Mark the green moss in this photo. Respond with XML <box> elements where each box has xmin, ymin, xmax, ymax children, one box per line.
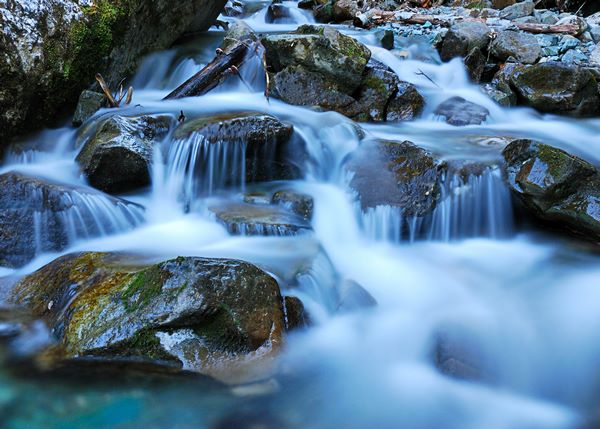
<box><xmin>121</xmin><ymin>265</ymin><xmax>166</xmax><ymax>311</ymax></box>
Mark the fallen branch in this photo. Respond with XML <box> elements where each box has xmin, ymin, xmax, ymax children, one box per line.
<box><xmin>513</xmin><ymin>22</ymin><xmax>580</xmax><ymax>34</ymax></box>
<box><xmin>95</xmin><ymin>74</ymin><xmax>134</xmax><ymax>108</ymax></box>
<box><xmin>163</xmin><ymin>42</ymin><xmax>252</xmax><ymax>100</ymax></box>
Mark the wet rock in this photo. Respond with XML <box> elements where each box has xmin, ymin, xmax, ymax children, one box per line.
<box><xmin>72</xmin><ymin>91</ymin><xmax>105</xmax><ymax>127</ymax></box>
<box><xmin>346</xmin><ymin>140</ymin><xmax>442</xmax><ymax>217</ymax></box>
<box><xmin>272</xmin><ymin>190</ymin><xmax>314</xmax><ymax>220</ymax></box>
<box><xmin>435</xmin><ymin>97</ymin><xmax>490</xmax><ymax>126</ymax></box>
<box><xmin>500</xmin><ymin>0</ymin><xmax>535</xmax><ymax>20</ymax></box>
<box><xmin>439</xmin><ymin>22</ymin><xmax>492</xmax><ymax>62</ymax></box>
<box><xmin>224</xmin><ymin>0</ymin><xmax>245</xmax><ymax>16</ymax></box>
<box><xmin>503</xmin><ymin>139</ymin><xmax>600</xmax><ymax>240</ymax></box>
<box><xmin>434</xmin><ymin>330</ymin><xmax>486</xmax><ymax>381</ymax></box>
<box><xmin>284</xmin><ymin>296</ymin><xmax>310</xmax><ymax>330</ymax></box>
<box><xmin>386</xmin><ymin>82</ymin><xmax>426</xmax><ymax>122</ymax></box>
<box><xmin>265</xmin><ymin>2</ymin><xmax>290</xmax><ymax>23</ymax></box>
<box><xmin>0</xmin><ymin>172</ymin><xmax>143</xmax><ymax>268</ymax></box>
<box><xmin>336</xmin><ymin>280</ymin><xmax>377</xmax><ymax>313</ymax></box>
<box><xmin>490</xmin><ymin>30</ymin><xmax>541</xmax><ymax>64</ymax></box>
<box><xmin>508</xmin><ymin>62</ymin><xmax>600</xmax><ymax>116</ymax></box>
<box><xmin>209</xmin><ymin>202</ymin><xmax>312</xmax><ymax>236</ymax></box>
<box><xmin>332</xmin><ymin>0</ymin><xmax>359</xmax><ymax>22</ymax></box>
<box><xmin>173</xmin><ymin>113</ymin><xmax>303</xmax><ymax>183</ymax></box>
<box><xmin>0</xmin><ymin>0</ymin><xmax>226</xmax><ymax>148</ymax></box>
<box><xmin>482</xmin><ymin>83</ymin><xmax>515</xmax><ymax>107</ymax></box>
<box><xmin>76</xmin><ymin>115</ymin><xmax>173</xmax><ymax>193</ymax></box>
<box><xmin>262</xmin><ymin>25</ymin><xmax>371</xmax><ymax>93</ymax></box>
<box><xmin>464</xmin><ymin>47</ymin><xmax>486</xmax><ymax>82</ymax></box>
<box><xmin>10</xmin><ymin>252</ymin><xmax>285</xmax><ymax>384</ymax></box>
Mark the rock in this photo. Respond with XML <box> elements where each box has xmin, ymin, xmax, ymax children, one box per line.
<box><xmin>346</xmin><ymin>140</ymin><xmax>442</xmax><ymax>217</ymax></box>
<box><xmin>332</xmin><ymin>0</ymin><xmax>359</xmax><ymax>22</ymax></box>
<box><xmin>0</xmin><ymin>0</ymin><xmax>226</xmax><ymax>148</ymax></box>
<box><xmin>502</xmin><ymin>139</ymin><xmax>600</xmax><ymax>240</ymax></box>
<box><xmin>434</xmin><ymin>330</ymin><xmax>486</xmax><ymax>381</ymax></box>
<box><xmin>272</xmin><ymin>190</ymin><xmax>314</xmax><ymax>220</ymax></box>
<box><xmin>262</xmin><ymin>25</ymin><xmax>371</xmax><ymax>93</ymax></box>
<box><xmin>490</xmin><ymin>30</ymin><xmax>541</xmax><ymax>64</ymax></box>
<box><xmin>435</xmin><ymin>97</ymin><xmax>490</xmax><ymax>126</ymax></box>
<box><xmin>491</xmin><ymin>0</ymin><xmax>515</xmax><ymax>8</ymax></box>
<box><xmin>76</xmin><ymin>115</ymin><xmax>173</xmax><ymax>193</ymax></box>
<box><xmin>464</xmin><ymin>47</ymin><xmax>486</xmax><ymax>82</ymax></box>
<box><xmin>284</xmin><ymin>296</ymin><xmax>310</xmax><ymax>330</ymax></box>
<box><xmin>482</xmin><ymin>83</ymin><xmax>515</xmax><ymax>107</ymax></box>
<box><xmin>0</xmin><ymin>172</ymin><xmax>143</xmax><ymax>268</ymax></box>
<box><xmin>72</xmin><ymin>91</ymin><xmax>105</xmax><ymax>127</ymax></box>
<box><xmin>439</xmin><ymin>22</ymin><xmax>492</xmax><ymax>62</ymax></box>
<box><xmin>535</xmin><ymin>10</ymin><xmax>558</xmax><ymax>25</ymax></box>
<box><xmin>220</xmin><ymin>21</ymin><xmax>258</xmax><ymax>53</ymax></box>
<box><xmin>10</xmin><ymin>252</ymin><xmax>285</xmax><ymax>384</ymax></box>
<box><xmin>386</xmin><ymin>82</ymin><xmax>426</xmax><ymax>122</ymax></box>
<box><xmin>209</xmin><ymin>202</ymin><xmax>312</xmax><ymax>236</ymax></box>
<box><xmin>265</xmin><ymin>3</ymin><xmax>290</xmax><ymax>23</ymax></box>
<box><xmin>590</xmin><ymin>44</ymin><xmax>600</xmax><ymax>65</ymax></box>
<box><xmin>500</xmin><ymin>0</ymin><xmax>534</xmax><ymax>20</ymax></box>
<box><xmin>508</xmin><ymin>62</ymin><xmax>600</xmax><ymax>116</ymax></box>
<box><xmin>378</xmin><ymin>29</ymin><xmax>395</xmax><ymax>50</ymax></box>
<box><xmin>561</xmin><ymin>49</ymin><xmax>589</xmax><ymax>64</ymax></box>
<box><xmin>172</xmin><ymin>113</ymin><xmax>303</xmax><ymax>184</ymax></box>
<box><xmin>336</xmin><ymin>280</ymin><xmax>377</xmax><ymax>312</ymax></box>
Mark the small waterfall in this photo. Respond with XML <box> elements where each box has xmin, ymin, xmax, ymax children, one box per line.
<box><xmin>359</xmin><ymin>167</ymin><xmax>513</xmax><ymax>243</ymax></box>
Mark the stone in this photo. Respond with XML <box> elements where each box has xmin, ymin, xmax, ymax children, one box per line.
<box><xmin>508</xmin><ymin>62</ymin><xmax>600</xmax><ymax>116</ymax></box>
<box><xmin>265</xmin><ymin>3</ymin><xmax>290</xmax><ymax>23</ymax></box>
<box><xmin>434</xmin><ymin>97</ymin><xmax>490</xmax><ymax>126</ymax></box>
<box><xmin>439</xmin><ymin>22</ymin><xmax>492</xmax><ymax>62</ymax></box>
<box><xmin>10</xmin><ymin>252</ymin><xmax>285</xmax><ymax>384</ymax></box>
<box><xmin>503</xmin><ymin>139</ymin><xmax>600</xmax><ymax>240</ymax></box>
<box><xmin>76</xmin><ymin>115</ymin><xmax>173</xmax><ymax>193</ymax></box>
<box><xmin>72</xmin><ymin>90</ymin><xmax>105</xmax><ymax>127</ymax></box>
<box><xmin>386</xmin><ymin>82</ymin><xmax>426</xmax><ymax>122</ymax></box>
<box><xmin>482</xmin><ymin>83</ymin><xmax>515</xmax><ymax>107</ymax></box>
<box><xmin>464</xmin><ymin>47</ymin><xmax>486</xmax><ymax>82</ymax></box>
<box><xmin>490</xmin><ymin>30</ymin><xmax>541</xmax><ymax>64</ymax></box>
<box><xmin>209</xmin><ymin>202</ymin><xmax>312</xmax><ymax>236</ymax></box>
<box><xmin>499</xmin><ymin>0</ymin><xmax>534</xmax><ymax>20</ymax></box>
<box><xmin>272</xmin><ymin>190</ymin><xmax>314</xmax><ymax>220</ymax></box>
<box><xmin>284</xmin><ymin>296</ymin><xmax>310</xmax><ymax>330</ymax></box>
<box><xmin>336</xmin><ymin>280</ymin><xmax>377</xmax><ymax>312</ymax></box>
<box><xmin>0</xmin><ymin>172</ymin><xmax>143</xmax><ymax>268</ymax></box>
<box><xmin>0</xmin><ymin>0</ymin><xmax>226</xmax><ymax>148</ymax></box>
<box><xmin>346</xmin><ymin>140</ymin><xmax>442</xmax><ymax>217</ymax></box>
<box><xmin>590</xmin><ymin>44</ymin><xmax>600</xmax><ymax>65</ymax></box>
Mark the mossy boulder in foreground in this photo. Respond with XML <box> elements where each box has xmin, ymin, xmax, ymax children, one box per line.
<box><xmin>10</xmin><ymin>252</ymin><xmax>286</xmax><ymax>384</ymax></box>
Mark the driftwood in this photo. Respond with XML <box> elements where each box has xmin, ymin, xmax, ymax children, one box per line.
<box><xmin>95</xmin><ymin>73</ymin><xmax>134</xmax><ymax>108</ymax></box>
<box><xmin>163</xmin><ymin>42</ymin><xmax>251</xmax><ymax>100</ymax></box>
<box><xmin>354</xmin><ymin>10</ymin><xmax>580</xmax><ymax>35</ymax></box>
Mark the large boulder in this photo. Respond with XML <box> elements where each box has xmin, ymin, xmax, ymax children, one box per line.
<box><xmin>172</xmin><ymin>112</ymin><xmax>304</xmax><ymax>187</ymax></box>
<box><xmin>0</xmin><ymin>0</ymin><xmax>226</xmax><ymax>147</ymax></box>
<box><xmin>76</xmin><ymin>114</ymin><xmax>174</xmax><ymax>193</ymax></box>
<box><xmin>490</xmin><ymin>30</ymin><xmax>541</xmax><ymax>64</ymax></box>
<box><xmin>439</xmin><ymin>22</ymin><xmax>492</xmax><ymax>62</ymax></box>
<box><xmin>0</xmin><ymin>172</ymin><xmax>143</xmax><ymax>268</ymax></box>
<box><xmin>508</xmin><ymin>62</ymin><xmax>600</xmax><ymax>116</ymax></box>
<box><xmin>346</xmin><ymin>140</ymin><xmax>442</xmax><ymax>217</ymax></box>
<box><xmin>503</xmin><ymin>139</ymin><xmax>600</xmax><ymax>240</ymax></box>
<box><xmin>10</xmin><ymin>252</ymin><xmax>285</xmax><ymax>383</ymax></box>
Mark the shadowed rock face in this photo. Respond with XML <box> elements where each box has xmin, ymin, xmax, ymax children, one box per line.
<box><xmin>0</xmin><ymin>172</ymin><xmax>143</xmax><ymax>268</ymax></box>
<box><xmin>0</xmin><ymin>0</ymin><xmax>226</xmax><ymax>147</ymax></box>
<box><xmin>10</xmin><ymin>252</ymin><xmax>285</xmax><ymax>384</ymax></box>
<box><xmin>503</xmin><ymin>139</ymin><xmax>600</xmax><ymax>240</ymax></box>
<box><xmin>346</xmin><ymin>140</ymin><xmax>442</xmax><ymax>217</ymax></box>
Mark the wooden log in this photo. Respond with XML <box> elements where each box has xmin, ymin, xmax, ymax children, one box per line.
<box><xmin>513</xmin><ymin>22</ymin><xmax>580</xmax><ymax>35</ymax></box>
<box><xmin>163</xmin><ymin>42</ymin><xmax>251</xmax><ymax>100</ymax></box>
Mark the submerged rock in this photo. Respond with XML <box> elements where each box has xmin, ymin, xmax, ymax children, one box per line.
<box><xmin>76</xmin><ymin>115</ymin><xmax>173</xmax><ymax>193</ymax></box>
<box><xmin>10</xmin><ymin>252</ymin><xmax>285</xmax><ymax>384</ymax></box>
<box><xmin>503</xmin><ymin>139</ymin><xmax>600</xmax><ymax>240</ymax></box>
<box><xmin>336</xmin><ymin>280</ymin><xmax>377</xmax><ymax>313</ymax></box>
<box><xmin>0</xmin><ymin>172</ymin><xmax>143</xmax><ymax>268</ymax></box>
<box><xmin>508</xmin><ymin>62</ymin><xmax>600</xmax><ymax>116</ymax></box>
<box><xmin>435</xmin><ymin>97</ymin><xmax>490</xmax><ymax>126</ymax></box>
<box><xmin>173</xmin><ymin>112</ymin><xmax>303</xmax><ymax>184</ymax></box>
<box><xmin>209</xmin><ymin>202</ymin><xmax>312</xmax><ymax>236</ymax></box>
<box><xmin>272</xmin><ymin>190</ymin><xmax>314</xmax><ymax>220</ymax></box>
<box><xmin>346</xmin><ymin>140</ymin><xmax>442</xmax><ymax>217</ymax></box>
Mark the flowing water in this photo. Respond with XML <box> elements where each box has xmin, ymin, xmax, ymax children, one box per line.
<box><xmin>3</xmin><ymin>2</ymin><xmax>600</xmax><ymax>428</ymax></box>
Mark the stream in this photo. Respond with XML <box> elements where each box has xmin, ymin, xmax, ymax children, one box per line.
<box><xmin>2</xmin><ymin>1</ymin><xmax>600</xmax><ymax>428</ymax></box>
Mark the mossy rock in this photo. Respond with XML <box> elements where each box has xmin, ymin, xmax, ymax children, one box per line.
<box><xmin>10</xmin><ymin>252</ymin><xmax>285</xmax><ymax>383</ymax></box>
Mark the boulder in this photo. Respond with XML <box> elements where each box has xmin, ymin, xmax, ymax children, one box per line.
<box><xmin>0</xmin><ymin>0</ymin><xmax>226</xmax><ymax>147</ymax></box>
<box><xmin>172</xmin><ymin>113</ymin><xmax>303</xmax><ymax>184</ymax></box>
<box><xmin>439</xmin><ymin>22</ymin><xmax>492</xmax><ymax>62</ymax></box>
<box><xmin>72</xmin><ymin>90</ymin><xmax>105</xmax><ymax>127</ymax></box>
<box><xmin>508</xmin><ymin>62</ymin><xmax>600</xmax><ymax>116</ymax></box>
<box><xmin>283</xmin><ymin>296</ymin><xmax>310</xmax><ymax>330</ymax></box>
<box><xmin>0</xmin><ymin>172</ymin><xmax>143</xmax><ymax>268</ymax></box>
<box><xmin>434</xmin><ymin>97</ymin><xmax>490</xmax><ymax>126</ymax></box>
<box><xmin>490</xmin><ymin>30</ymin><xmax>541</xmax><ymax>64</ymax></box>
<box><xmin>76</xmin><ymin>115</ymin><xmax>173</xmax><ymax>193</ymax></box>
<box><xmin>346</xmin><ymin>140</ymin><xmax>442</xmax><ymax>217</ymax></box>
<box><xmin>503</xmin><ymin>139</ymin><xmax>600</xmax><ymax>240</ymax></box>
<box><xmin>10</xmin><ymin>252</ymin><xmax>285</xmax><ymax>384</ymax></box>
<box><xmin>262</xmin><ymin>25</ymin><xmax>371</xmax><ymax>93</ymax></box>
<box><xmin>271</xmin><ymin>190</ymin><xmax>314</xmax><ymax>220</ymax></box>
<box><xmin>209</xmin><ymin>202</ymin><xmax>312</xmax><ymax>236</ymax></box>
<box><xmin>499</xmin><ymin>0</ymin><xmax>535</xmax><ymax>20</ymax></box>
<box><xmin>464</xmin><ymin>47</ymin><xmax>486</xmax><ymax>82</ymax></box>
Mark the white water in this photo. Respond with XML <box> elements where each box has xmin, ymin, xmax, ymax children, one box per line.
<box><xmin>3</xmin><ymin>4</ymin><xmax>600</xmax><ymax>429</ymax></box>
